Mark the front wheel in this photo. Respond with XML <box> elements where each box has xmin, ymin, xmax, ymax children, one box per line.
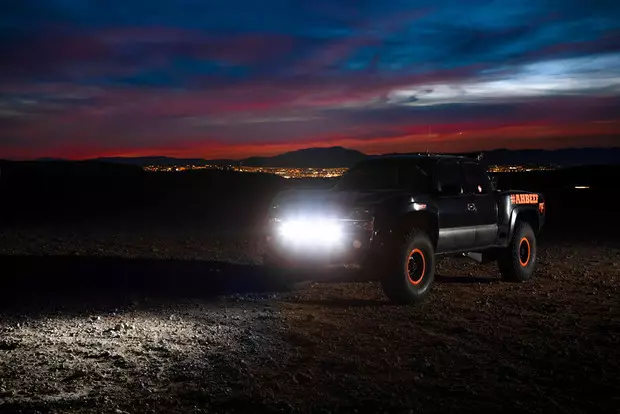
<box><xmin>380</xmin><ymin>230</ymin><xmax>435</xmax><ymax>304</ymax></box>
<box><xmin>497</xmin><ymin>220</ymin><xmax>537</xmax><ymax>282</ymax></box>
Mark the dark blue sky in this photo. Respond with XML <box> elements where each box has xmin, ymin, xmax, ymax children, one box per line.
<box><xmin>1</xmin><ymin>0</ymin><xmax>619</xmax><ymax>159</ymax></box>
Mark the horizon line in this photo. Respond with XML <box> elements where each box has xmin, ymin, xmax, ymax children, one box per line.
<box><xmin>3</xmin><ymin>144</ymin><xmax>620</xmax><ymax>163</ymax></box>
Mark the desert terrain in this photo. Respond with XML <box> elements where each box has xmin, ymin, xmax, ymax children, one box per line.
<box><xmin>0</xmin><ymin>164</ymin><xmax>618</xmax><ymax>413</ymax></box>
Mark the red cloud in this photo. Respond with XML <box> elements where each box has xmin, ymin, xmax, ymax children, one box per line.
<box><xmin>1</xmin><ymin>74</ymin><xmax>618</xmax><ymax>161</ymax></box>
<box><xmin>4</xmin><ymin>110</ymin><xmax>618</xmax><ymax>161</ymax></box>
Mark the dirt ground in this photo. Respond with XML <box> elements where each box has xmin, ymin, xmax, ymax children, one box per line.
<box><xmin>0</xmin><ymin>224</ymin><xmax>618</xmax><ymax>413</ymax></box>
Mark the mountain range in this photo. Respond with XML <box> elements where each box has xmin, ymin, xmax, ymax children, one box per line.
<box><xmin>32</xmin><ymin>146</ymin><xmax>620</xmax><ymax>168</ymax></box>
<box><xmin>91</xmin><ymin>147</ymin><xmax>366</xmax><ymax>168</ymax></box>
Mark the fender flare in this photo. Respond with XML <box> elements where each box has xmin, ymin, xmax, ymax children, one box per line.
<box><xmin>377</xmin><ymin>209</ymin><xmax>440</xmax><ymax>249</ymax></box>
<box><xmin>508</xmin><ymin>205</ymin><xmax>541</xmax><ymax>240</ymax></box>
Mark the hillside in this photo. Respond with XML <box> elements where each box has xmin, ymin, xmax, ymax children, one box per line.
<box><xmin>240</xmin><ymin>146</ymin><xmax>367</xmax><ymax>168</ymax></box>
<box><xmin>92</xmin><ymin>156</ymin><xmax>224</xmax><ymax>167</ymax></box>
<box><xmin>13</xmin><ymin>146</ymin><xmax>620</xmax><ymax>169</ymax></box>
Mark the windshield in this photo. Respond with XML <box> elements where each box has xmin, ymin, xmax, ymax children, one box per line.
<box><xmin>335</xmin><ymin>158</ymin><xmax>431</xmax><ymax>191</ymax></box>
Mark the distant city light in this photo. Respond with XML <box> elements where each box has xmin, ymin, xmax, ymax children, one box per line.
<box><xmin>487</xmin><ymin>164</ymin><xmax>556</xmax><ymax>173</ymax></box>
<box><xmin>574</xmin><ymin>185</ymin><xmax>590</xmax><ymax>189</ymax></box>
<box><xmin>143</xmin><ymin>163</ymin><xmax>556</xmax><ymax>178</ymax></box>
<box><xmin>143</xmin><ymin>163</ymin><xmax>349</xmax><ymax>178</ymax></box>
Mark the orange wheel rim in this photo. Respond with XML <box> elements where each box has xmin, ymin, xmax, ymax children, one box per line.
<box><xmin>519</xmin><ymin>237</ymin><xmax>531</xmax><ymax>267</ymax></box>
<box><xmin>406</xmin><ymin>248</ymin><xmax>426</xmax><ymax>285</ymax></box>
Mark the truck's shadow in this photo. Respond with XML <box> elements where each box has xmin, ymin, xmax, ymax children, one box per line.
<box><xmin>0</xmin><ymin>254</ymin><xmax>288</xmax><ymax>314</ymax></box>
<box><xmin>0</xmin><ymin>255</ymin><xmax>499</xmax><ymax>314</ymax></box>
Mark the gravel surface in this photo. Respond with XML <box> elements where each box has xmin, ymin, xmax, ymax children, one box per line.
<box><xmin>0</xmin><ymin>225</ymin><xmax>618</xmax><ymax>413</ymax></box>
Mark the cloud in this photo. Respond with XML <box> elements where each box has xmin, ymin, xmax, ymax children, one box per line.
<box><xmin>388</xmin><ymin>53</ymin><xmax>620</xmax><ymax>106</ymax></box>
<box><xmin>0</xmin><ymin>0</ymin><xmax>619</xmax><ymax>159</ymax></box>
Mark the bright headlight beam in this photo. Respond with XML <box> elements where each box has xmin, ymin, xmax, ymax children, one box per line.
<box><xmin>279</xmin><ymin>219</ymin><xmax>343</xmax><ymax>245</ymax></box>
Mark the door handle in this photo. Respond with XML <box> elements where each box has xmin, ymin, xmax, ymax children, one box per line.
<box><xmin>467</xmin><ymin>203</ymin><xmax>476</xmax><ymax>211</ymax></box>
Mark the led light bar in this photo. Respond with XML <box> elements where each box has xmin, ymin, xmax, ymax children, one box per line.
<box><xmin>278</xmin><ymin>218</ymin><xmax>343</xmax><ymax>245</ymax></box>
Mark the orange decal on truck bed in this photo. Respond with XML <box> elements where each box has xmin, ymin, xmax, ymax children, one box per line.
<box><xmin>510</xmin><ymin>194</ymin><xmax>539</xmax><ymax>204</ymax></box>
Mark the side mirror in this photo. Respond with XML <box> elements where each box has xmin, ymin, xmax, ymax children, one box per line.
<box><xmin>439</xmin><ymin>183</ymin><xmax>463</xmax><ymax>196</ymax></box>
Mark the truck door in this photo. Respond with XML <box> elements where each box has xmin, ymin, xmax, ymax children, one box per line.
<box><xmin>462</xmin><ymin>162</ymin><xmax>498</xmax><ymax>247</ymax></box>
<box><xmin>433</xmin><ymin>160</ymin><xmax>477</xmax><ymax>253</ymax></box>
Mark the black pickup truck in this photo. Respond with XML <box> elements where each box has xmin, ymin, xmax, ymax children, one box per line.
<box><xmin>261</xmin><ymin>154</ymin><xmax>545</xmax><ymax>304</ymax></box>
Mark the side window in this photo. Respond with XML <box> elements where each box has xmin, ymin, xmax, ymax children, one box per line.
<box><xmin>434</xmin><ymin>161</ymin><xmax>465</xmax><ymax>195</ymax></box>
<box><xmin>463</xmin><ymin>162</ymin><xmax>491</xmax><ymax>194</ymax></box>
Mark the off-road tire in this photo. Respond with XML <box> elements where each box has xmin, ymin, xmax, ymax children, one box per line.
<box><xmin>380</xmin><ymin>229</ymin><xmax>435</xmax><ymax>304</ymax></box>
<box><xmin>498</xmin><ymin>220</ymin><xmax>537</xmax><ymax>282</ymax></box>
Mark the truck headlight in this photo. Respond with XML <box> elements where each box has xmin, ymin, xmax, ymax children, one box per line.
<box><xmin>278</xmin><ymin>218</ymin><xmax>343</xmax><ymax>245</ymax></box>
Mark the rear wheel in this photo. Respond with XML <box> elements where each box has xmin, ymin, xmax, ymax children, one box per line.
<box><xmin>498</xmin><ymin>220</ymin><xmax>537</xmax><ymax>282</ymax></box>
<box><xmin>380</xmin><ymin>229</ymin><xmax>435</xmax><ymax>304</ymax></box>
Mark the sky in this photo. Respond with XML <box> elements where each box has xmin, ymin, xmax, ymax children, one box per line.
<box><xmin>1</xmin><ymin>0</ymin><xmax>619</xmax><ymax>160</ymax></box>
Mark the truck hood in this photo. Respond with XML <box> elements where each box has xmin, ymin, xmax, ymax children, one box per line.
<box><xmin>270</xmin><ymin>188</ymin><xmax>404</xmax><ymax>218</ymax></box>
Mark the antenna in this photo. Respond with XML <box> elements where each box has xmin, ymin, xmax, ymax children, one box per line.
<box><xmin>426</xmin><ymin>125</ymin><xmax>431</xmax><ymax>155</ymax></box>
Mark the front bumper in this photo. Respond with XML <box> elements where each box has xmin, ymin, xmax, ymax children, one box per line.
<box><xmin>263</xmin><ymin>219</ymin><xmax>375</xmax><ymax>269</ymax></box>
